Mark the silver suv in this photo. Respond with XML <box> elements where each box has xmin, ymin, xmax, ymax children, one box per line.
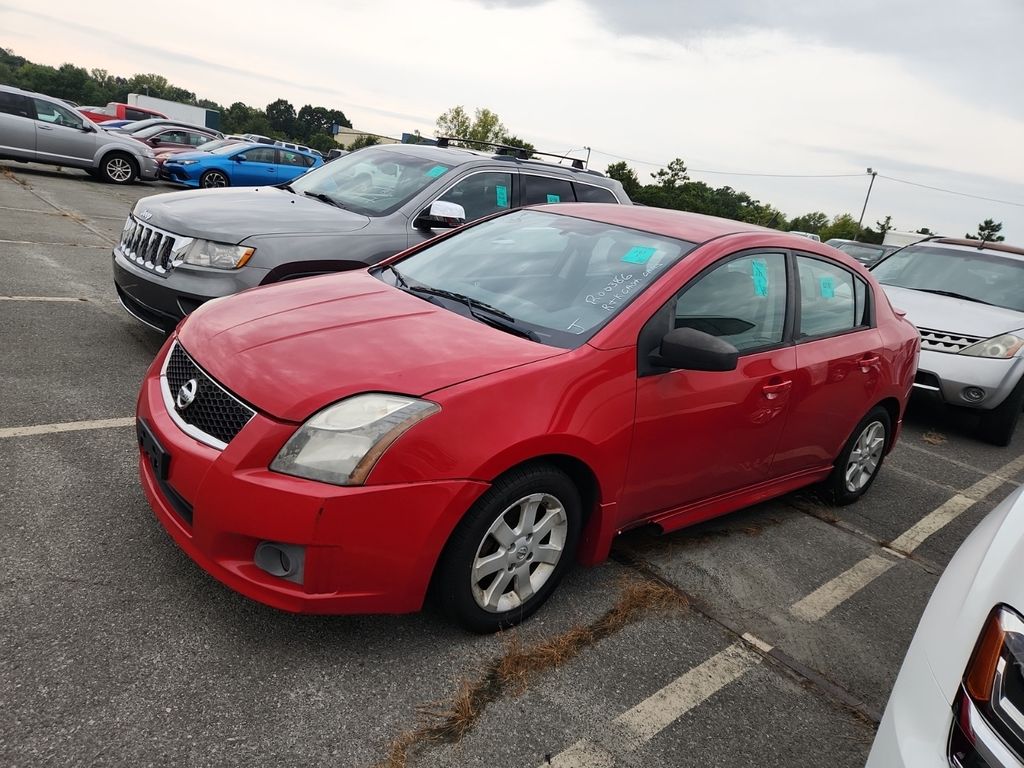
<box><xmin>872</xmin><ymin>237</ymin><xmax>1024</xmax><ymax>445</ymax></box>
<box><xmin>112</xmin><ymin>142</ymin><xmax>629</xmax><ymax>331</ymax></box>
<box><xmin>0</xmin><ymin>84</ymin><xmax>159</xmax><ymax>184</ymax></box>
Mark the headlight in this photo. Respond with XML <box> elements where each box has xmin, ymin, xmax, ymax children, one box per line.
<box><xmin>952</xmin><ymin>605</ymin><xmax>1024</xmax><ymax>764</ymax></box>
<box><xmin>141</xmin><ymin>148</ymin><xmax>156</xmax><ymax>158</ymax></box>
<box><xmin>177</xmin><ymin>159</ymin><xmax>199</xmax><ymax>166</ymax></box>
<box><xmin>181</xmin><ymin>239</ymin><xmax>254</xmax><ymax>269</ymax></box>
<box><xmin>960</xmin><ymin>333</ymin><xmax>1024</xmax><ymax>359</ymax></box>
<box><xmin>270</xmin><ymin>394</ymin><xmax>440</xmax><ymax>485</ymax></box>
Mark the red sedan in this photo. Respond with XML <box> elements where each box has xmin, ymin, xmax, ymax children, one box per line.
<box><xmin>136</xmin><ymin>204</ymin><xmax>919</xmax><ymax>632</ymax></box>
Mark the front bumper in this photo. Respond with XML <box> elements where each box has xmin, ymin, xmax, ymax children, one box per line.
<box><xmin>136</xmin><ymin>344</ymin><xmax>488</xmax><ymax>614</ymax></box>
<box><xmin>913</xmin><ymin>348</ymin><xmax>1024</xmax><ymax>410</ymax></box>
<box><xmin>138</xmin><ymin>156</ymin><xmax>159</xmax><ymax>181</ymax></box>
<box><xmin>113</xmin><ymin>245</ymin><xmax>270</xmax><ymax>331</ymax></box>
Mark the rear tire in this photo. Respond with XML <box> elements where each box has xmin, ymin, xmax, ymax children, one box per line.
<box><xmin>978</xmin><ymin>378</ymin><xmax>1024</xmax><ymax>447</ymax></box>
<box><xmin>434</xmin><ymin>464</ymin><xmax>582</xmax><ymax>633</ymax></box>
<box><xmin>200</xmin><ymin>170</ymin><xmax>229</xmax><ymax>188</ymax></box>
<box><xmin>822</xmin><ymin>406</ymin><xmax>891</xmax><ymax>506</ymax></box>
<box><xmin>100</xmin><ymin>152</ymin><xmax>137</xmax><ymax>185</ymax></box>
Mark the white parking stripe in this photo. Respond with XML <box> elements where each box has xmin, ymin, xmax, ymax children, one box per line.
<box><xmin>0</xmin><ymin>238</ymin><xmax>107</xmax><ymax>248</ymax></box>
<box><xmin>0</xmin><ymin>417</ymin><xmax>134</xmax><ymax>439</ymax></box>
<box><xmin>613</xmin><ymin>642</ymin><xmax>761</xmax><ymax>741</ymax></box>
<box><xmin>887</xmin><ymin>494</ymin><xmax>975</xmax><ymax>553</ymax></box>
<box><xmin>543</xmin><ymin>739</ymin><xmax>615</xmax><ymax>768</ymax></box>
<box><xmin>790</xmin><ymin>554</ymin><xmax>898</xmax><ymax>622</ymax></box>
<box><xmin>0</xmin><ymin>295</ymin><xmax>89</xmax><ymax>303</ymax></box>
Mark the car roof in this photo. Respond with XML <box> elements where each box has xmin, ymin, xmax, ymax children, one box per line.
<box><xmin>908</xmin><ymin>237</ymin><xmax>1024</xmax><ymax>261</ymax></box>
<box><xmin>368</xmin><ymin>143</ymin><xmax>615</xmax><ymax>183</ymax></box>
<box><xmin>540</xmin><ymin>203</ymin><xmax>777</xmax><ymax>243</ymax></box>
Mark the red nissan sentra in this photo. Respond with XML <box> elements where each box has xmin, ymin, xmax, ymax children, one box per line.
<box><xmin>136</xmin><ymin>204</ymin><xmax>919</xmax><ymax>632</ymax></box>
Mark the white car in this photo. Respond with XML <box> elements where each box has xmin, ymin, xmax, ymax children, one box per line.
<box><xmin>867</xmin><ymin>485</ymin><xmax>1024</xmax><ymax>767</ymax></box>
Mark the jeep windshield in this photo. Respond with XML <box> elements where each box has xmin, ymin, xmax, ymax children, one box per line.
<box><xmin>288</xmin><ymin>148</ymin><xmax>455</xmax><ymax>217</ymax></box>
<box><xmin>872</xmin><ymin>245</ymin><xmax>1024</xmax><ymax>313</ymax></box>
<box><xmin>373</xmin><ymin>209</ymin><xmax>694</xmax><ymax>349</ymax></box>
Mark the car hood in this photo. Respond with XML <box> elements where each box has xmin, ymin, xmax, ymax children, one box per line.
<box><xmin>881</xmin><ymin>284</ymin><xmax>1024</xmax><ymax>337</ymax></box>
<box><xmin>917</xmin><ymin>485</ymin><xmax>1024</xmax><ymax>701</ymax></box>
<box><xmin>176</xmin><ymin>271</ymin><xmax>566</xmax><ymax>422</ymax></box>
<box><xmin>161</xmin><ymin>149</ymin><xmax>201</xmax><ymax>160</ymax></box>
<box><xmin>132</xmin><ymin>187</ymin><xmax>371</xmax><ymax>241</ymax></box>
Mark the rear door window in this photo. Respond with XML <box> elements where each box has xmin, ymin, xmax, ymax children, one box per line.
<box><xmin>796</xmin><ymin>255</ymin><xmax>869</xmax><ymax>338</ymax></box>
<box><xmin>573</xmin><ymin>183</ymin><xmax>617</xmax><ymax>203</ymax></box>
<box><xmin>522</xmin><ymin>175</ymin><xmax>575</xmax><ymax>205</ymax></box>
<box><xmin>0</xmin><ymin>91</ymin><xmax>33</xmax><ymax>118</ymax></box>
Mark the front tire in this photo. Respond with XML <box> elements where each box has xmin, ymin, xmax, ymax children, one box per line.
<box><xmin>822</xmin><ymin>406</ymin><xmax>891</xmax><ymax>505</ymax></box>
<box><xmin>978</xmin><ymin>377</ymin><xmax>1024</xmax><ymax>447</ymax></box>
<box><xmin>200</xmin><ymin>170</ymin><xmax>229</xmax><ymax>188</ymax></box>
<box><xmin>100</xmin><ymin>152</ymin><xmax>137</xmax><ymax>185</ymax></box>
<box><xmin>434</xmin><ymin>464</ymin><xmax>582</xmax><ymax>633</ymax></box>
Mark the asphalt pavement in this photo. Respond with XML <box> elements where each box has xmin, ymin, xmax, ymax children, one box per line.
<box><xmin>2</xmin><ymin>160</ymin><xmax>1022</xmax><ymax>768</ymax></box>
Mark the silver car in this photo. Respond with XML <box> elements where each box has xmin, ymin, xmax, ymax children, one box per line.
<box><xmin>872</xmin><ymin>237</ymin><xmax>1024</xmax><ymax>445</ymax></box>
<box><xmin>0</xmin><ymin>84</ymin><xmax>159</xmax><ymax>184</ymax></box>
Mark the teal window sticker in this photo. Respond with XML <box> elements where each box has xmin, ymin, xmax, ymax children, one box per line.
<box><xmin>495</xmin><ymin>184</ymin><xmax>509</xmax><ymax>208</ymax></box>
<box><xmin>820</xmin><ymin>276</ymin><xmax>835</xmax><ymax>298</ymax></box>
<box><xmin>621</xmin><ymin>246</ymin><xmax>657</xmax><ymax>264</ymax></box>
<box><xmin>546</xmin><ymin>194</ymin><xmax>561</xmax><ymax>203</ymax></box>
<box><xmin>425</xmin><ymin>165</ymin><xmax>449</xmax><ymax>178</ymax></box>
<box><xmin>752</xmin><ymin>258</ymin><xmax>769</xmax><ymax>296</ymax></box>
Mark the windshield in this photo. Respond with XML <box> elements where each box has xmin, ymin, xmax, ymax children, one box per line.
<box><xmin>198</xmin><ymin>139</ymin><xmax>239</xmax><ymax>152</ymax></box>
<box><xmin>374</xmin><ymin>209</ymin><xmax>695</xmax><ymax>348</ymax></box>
<box><xmin>836</xmin><ymin>242</ymin><xmax>886</xmax><ymax>262</ymax></box>
<box><xmin>872</xmin><ymin>245</ymin><xmax>1024</xmax><ymax>312</ymax></box>
<box><xmin>288</xmin><ymin>147</ymin><xmax>455</xmax><ymax>216</ymax></box>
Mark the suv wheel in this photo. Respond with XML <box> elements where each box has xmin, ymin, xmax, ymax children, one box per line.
<box><xmin>100</xmin><ymin>152</ymin><xmax>137</xmax><ymax>185</ymax></box>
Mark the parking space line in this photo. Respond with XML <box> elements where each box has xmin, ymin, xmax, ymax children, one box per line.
<box><xmin>790</xmin><ymin>553</ymin><xmax>898</xmax><ymax>622</ymax></box>
<box><xmin>0</xmin><ymin>417</ymin><xmax>134</xmax><ymax>439</ymax></box>
<box><xmin>0</xmin><ymin>296</ymin><xmax>90</xmax><ymax>302</ymax></box>
<box><xmin>0</xmin><ymin>238</ymin><xmax>108</xmax><ymax>248</ymax></box>
<box><xmin>900</xmin><ymin>440</ymin><xmax>1023</xmax><ymax>487</ymax></box>
<box><xmin>887</xmin><ymin>494</ymin><xmax>975</xmax><ymax>553</ymax></box>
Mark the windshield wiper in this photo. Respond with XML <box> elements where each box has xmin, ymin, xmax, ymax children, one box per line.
<box><xmin>279</xmin><ymin>182</ymin><xmax>296</xmax><ymax>194</ymax></box>
<box><xmin>303</xmin><ymin>190</ymin><xmax>346</xmax><ymax>209</ymax></box>
<box><xmin>406</xmin><ymin>286</ymin><xmax>541</xmax><ymax>342</ymax></box>
<box><xmin>909</xmin><ymin>288</ymin><xmax>995</xmax><ymax>306</ymax></box>
<box><xmin>381</xmin><ymin>264</ymin><xmax>409</xmax><ymax>289</ymax></box>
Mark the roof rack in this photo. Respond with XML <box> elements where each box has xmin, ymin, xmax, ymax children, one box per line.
<box><xmin>435</xmin><ymin>136</ymin><xmax>588</xmax><ymax>169</ymax></box>
<box><xmin>929</xmin><ymin>237</ymin><xmax>1024</xmax><ymax>256</ymax></box>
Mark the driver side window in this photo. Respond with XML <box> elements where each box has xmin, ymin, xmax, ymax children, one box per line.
<box><xmin>32</xmin><ymin>99</ymin><xmax>83</xmax><ymax>129</ymax></box>
<box><xmin>437</xmin><ymin>172</ymin><xmax>513</xmax><ymax>223</ymax></box>
<box><xmin>673</xmin><ymin>252</ymin><xmax>788</xmax><ymax>353</ymax></box>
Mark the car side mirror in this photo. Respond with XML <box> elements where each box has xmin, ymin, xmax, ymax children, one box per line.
<box><xmin>150</xmin><ymin>136</ymin><xmax>161</xmax><ymax>144</ymax></box>
<box><xmin>80</xmin><ymin>124</ymin><xmax>95</xmax><ymax>133</ymax></box>
<box><xmin>650</xmin><ymin>327</ymin><xmax>739</xmax><ymax>372</ymax></box>
<box><xmin>415</xmin><ymin>201</ymin><xmax>466</xmax><ymax>230</ymax></box>
<box><xmin>234</xmin><ymin>155</ymin><xmax>245</xmax><ymax>162</ymax></box>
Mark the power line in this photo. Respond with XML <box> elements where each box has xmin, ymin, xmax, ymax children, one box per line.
<box><xmin>877</xmin><ymin>174</ymin><xmax>1024</xmax><ymax>209</ymax></box>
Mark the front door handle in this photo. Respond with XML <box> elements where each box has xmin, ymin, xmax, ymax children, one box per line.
<box><xmin>38</xmin><ymin>125</ymin><xmax>54</xmax><ymax>131</ymax></box>
<box><xmin>762</xmin><ymin>380</ymin><xmax>792</xmax><ymax>400</ymax></box>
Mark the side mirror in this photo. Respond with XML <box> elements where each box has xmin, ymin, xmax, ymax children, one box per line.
<box><xmin>414</xmin><ymin>200</ymin><xmax>467</xmax><ymax>230</ymax></box>
<box><xmin>150</xmin><ymin>136</ymin><xmax>161</xmax><ymax>145</ymax></box>
<box><xmin>650</xmin><ymin>327</ymin><xmax>739</xmax><ymax>372</ymax></box>
<box><xmin>234</xmin><ymin>155</ymin><xmax>246</xmax><ymax>162</ymax></box>
<box><xmin>80</xmin><ymin>124</ymin><xmax>95</xmax><ymax>133</ymax></box>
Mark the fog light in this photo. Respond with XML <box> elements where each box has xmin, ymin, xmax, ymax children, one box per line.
<box><xmin>253</xmin><ymin>541</ymin><xmax>305</xmax><ymax>585</ymax></box>
<box><xmin>962</xmin><ymin>387</ymin><xmax>986</xmax><ymax>403</ymax></box>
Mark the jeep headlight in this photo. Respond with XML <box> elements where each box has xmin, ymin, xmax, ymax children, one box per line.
<box><xmin>181</xmin><ymin>239</ymin><xmax>255</xmax><ymax>269</ymax></box>
<box><xmin>960</xmin><ymin>333</ymin><xmax>1024</xmax><ymax>359</ymax></box>
<box><xmin>270</xmin><ymin>394</ymin><xmax>440</xmax><ymax>485</ymax></box>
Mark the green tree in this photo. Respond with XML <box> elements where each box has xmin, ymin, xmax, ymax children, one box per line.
<box><xmin>305</xmin><ymin>134</ymin><xmax>339</xmax><ymax>154</ymax></box>
<box><xmin>916</xmin><ymin>227</ymin><xmax>935</xmax><ymax>235</ymax></box>
<box><xmin>605</xmin><ymin>161</ymin><xmax>641</xmax><ymax>198</ymax></box>
<box><xmin>654</xmin><ymin>158</ymin><xmax>688</xmax><ymax>190</ymax></box>
<box><xmin>435</xmin><ymin>105</ymin><xmax>507</xmax><ymax>147</ymax></box>
<box><xmin>266</xmin><ymin>98</ymin><xmax>296</xmax><ymax>137</ymax></box>
<box><xmin>819</xmin><ymin>213</ymin><xmax>861</xmax><ymax>242</ymax></box>
<box><xmin>787</xmin><ymin>212</ymin><xmax>829</xmax><ymax>234</ymax></box>
<box><xmin>966</xmin><ymin>218</ymin><xmax>1005</xmax><ymax>242</ymax></box>
<box><xmin>501</xmin><ymin>135</ymin><xmax>535</xmax><ymax>158</ymax></box>
<box><xmin>346</xmin><ymin>134</ymin><xmax>381</xmax><ymax>151</ymax></box>
<box><xmin>876</xmin><ymin>215</ymin><xmax>894</xmax><ymax>238</ymax></box>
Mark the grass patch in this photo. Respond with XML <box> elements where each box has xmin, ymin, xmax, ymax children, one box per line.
<box><xmin>372</xmin><ymin>578</ymin><xmax>686</xmax><ymax>768</ymax></box>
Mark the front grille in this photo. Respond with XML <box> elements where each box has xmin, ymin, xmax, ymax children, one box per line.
<box><xmin>163</xmin><ymin>342</ymin><xmax>255</xmax><ymax>448</ymax></box>
<box><xmin>120</xmin><ymin>216</ymin><xmax>190</xmax><ymax>276</ymax></box>
<box><xmin>918</xmin><ymin>327</ymin><xmax>983</xmax><ymax>354</ymax></box>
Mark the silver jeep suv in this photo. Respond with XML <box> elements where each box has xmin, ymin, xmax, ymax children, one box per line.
<box><xmin>0</xmin><ymin>84</ymin><xmax>159</xmax><ymax>184</ymax></box>
<box><xmin>112</xmin><ymin>142</ymin><xmax>629</xmax><ymax>331</ymax></box>
<box><xmin>872</xmin><ymin>237</ymin><xmax>1024</xmax><ymax>445</ymax></box>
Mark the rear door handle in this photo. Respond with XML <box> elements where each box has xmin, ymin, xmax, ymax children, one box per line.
<box><xmin>762</xmin><ymin>380</ymin><xmax>792</xmax><ymax>400</ymax></box>
<box><xmin>858</xmin><ymin>354</ymin><xmax>880</xmax><ymax>372</ymax></box>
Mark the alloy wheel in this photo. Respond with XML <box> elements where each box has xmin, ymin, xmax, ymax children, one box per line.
<box><xmin>470</xmin><ymin>492</ymin><xmax>568</xmax><ymax>613</ymax></box>
<box><xmin>845</xmin><ymin>420</ymin><xmax>885</xmax><ymax>492</ymax></box>
<box><xmin>202</xmin><ymin>172</ymin><xmax>227</xmax><ymax>188</ymax></box>
<box><xmin>107</xmin><ymin>158</ymin><xmax>132</xmax><ymax>182</ymax></box>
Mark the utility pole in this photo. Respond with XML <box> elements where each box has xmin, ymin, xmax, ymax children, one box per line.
<box><xmin>855</xmin><ymin>167</ymin><xmax>877</xmax><ymax>242</ymax></box>
<box><xmin>584</xmin><ymin>146</ymin><xmax>591</xmax><ymax>169</ymax></box>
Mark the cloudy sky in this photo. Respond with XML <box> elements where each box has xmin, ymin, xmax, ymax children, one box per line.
<box><xmin>3</xmin><ymin>0</ymin><xmax>1022</xmax><ymax>239</ymax></box>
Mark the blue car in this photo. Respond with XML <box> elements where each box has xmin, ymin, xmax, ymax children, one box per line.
<box><xmin>161</xmin><ymin>143</ymin><xmax>323</xmax><ymax>188</ymax></box>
